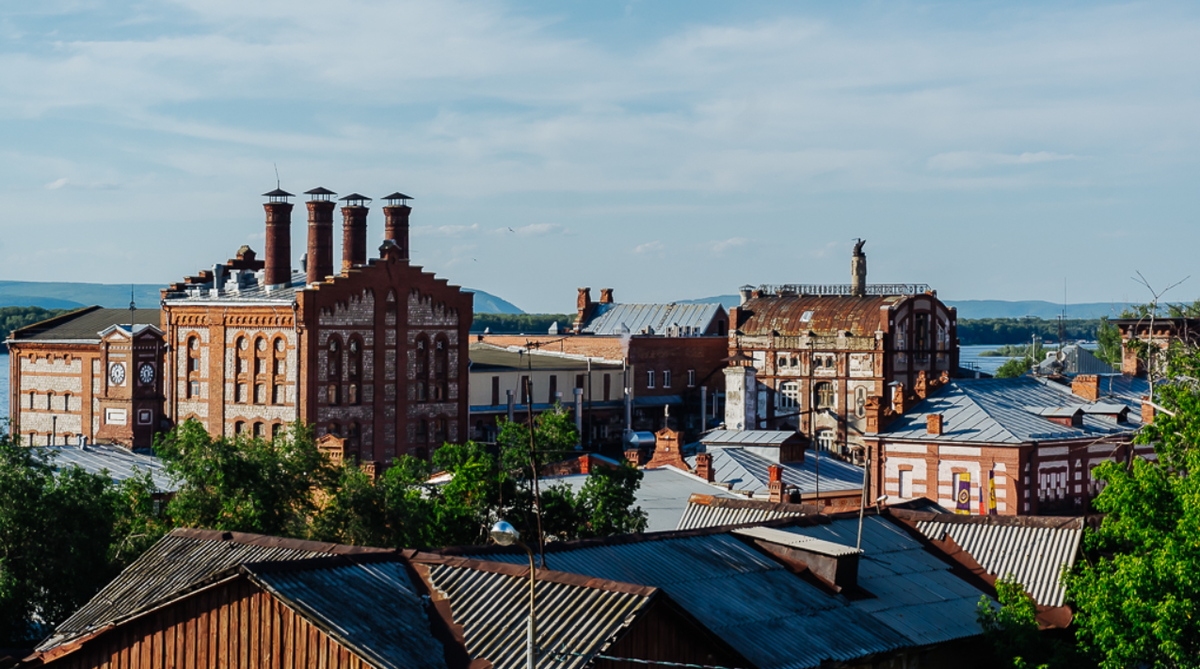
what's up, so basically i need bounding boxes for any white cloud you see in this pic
[709,237,750,255]
[44,178,68,190]
[633,241,664,255]
[412,223,480,238]
[498,223,566,237]
[926,151,1081,172]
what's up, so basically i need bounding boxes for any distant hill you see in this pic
[676,294,1130,320]
[464,289,523,314]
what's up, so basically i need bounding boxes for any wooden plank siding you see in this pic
[597,599,747,669]
[40,576,376,669]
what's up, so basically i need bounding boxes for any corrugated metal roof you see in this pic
[737,295,905,337]
[470,533,911,669]
[39,444,174,493]
[685,447,862,496]
[469,343,623,371]
[911,515,1083,607]
[424,563,652,669]
[582,303,722,336]
[732,527,860,556]
[162,270,305,303]
[881,376,1142,443]
[8,307,161,343]
[247,560,446,669]
[771,517,988,647]
[544,467,740,533]
[676,502,805,531]
[1035,345,1117,375]
[701,430,801,446]
[38,529,386,652]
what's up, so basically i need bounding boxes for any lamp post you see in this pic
[491,521,536,669]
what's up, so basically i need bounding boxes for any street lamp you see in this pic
[491,521,537,669]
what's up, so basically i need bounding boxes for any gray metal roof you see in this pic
[881,376,1142,443]
[733,526,861,557]
[769,517,988,647]
[685,447,862,496]
[908,514,1083,607]
[40,444,174,493]
[676,499,807,531]
[544,467,740,533]
[701,430,801,446]
[1033,344,1116,375]
[246,559,446,669]
[469,343,623,372]
[423,561,653,669]
[38,529,390,652]
[469,533,912,669]
[582,303,723,336]
[162,269,306,303]
[8,306,160,343]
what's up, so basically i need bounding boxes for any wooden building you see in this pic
[726,241,958,461]
[6,307,164,449]
[160,189,472,462]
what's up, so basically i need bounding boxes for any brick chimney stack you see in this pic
[696,452,714,482]
[926,414,943,435]
[574,288,594,333]
[1073,375,1101,402]
[1141,396,1155,425]
[262,189,294,288]
[304,187,336,285]
[625,448,644,467]
[600,288,615,304]
[339,193,371,273]
[382,192,413,261]
[851,238,867,298]
[768,464,785,503]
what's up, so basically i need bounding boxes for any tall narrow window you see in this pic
[520,376,530,404]
[348,337,362,406]
[29,392,35,410]
[815,381,834,409]
[663,370,671,388]
[254,337,267,375]
[604,374,611,401]
[647,370,656,389]
[549,375,558,403]
[415,335,430,402]
[434,336,449,401]
[687,369,696,387]
[236,337,247,374]
[47,392,54,411]
[492,376,501,406]
[63,393,71,412]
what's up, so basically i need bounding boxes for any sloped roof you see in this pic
[462,532,913,669]
[8,306,160,344]
[685,447,863,496]
[701,430,804,446]
[246,557,446,669]
[582,303,723,336]
[37,529,392,652]
[676,494,814,531]
[765,517,988,647]
[469,343,622,371]
[416,557,659,669]
[544,466,740,533]
[896,511,1084,607]
[1035,344,1116,375]
[40,444,173,493]
[881,376,1142,444]
[736,295,906,337]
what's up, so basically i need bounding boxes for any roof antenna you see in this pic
[274,163,281,190]
[129,285,136,336]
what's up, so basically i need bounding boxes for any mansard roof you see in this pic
[736,294,908,337]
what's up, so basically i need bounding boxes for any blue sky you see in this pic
[1,0,1198,313]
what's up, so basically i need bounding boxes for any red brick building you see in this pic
[7,307,165,448]
[479,288,729,440]
[160,189,471,462]
[1112,316,1200,376]
[727,242,958,461]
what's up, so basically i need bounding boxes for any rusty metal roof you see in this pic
[418,559,656,669]
[736,295,904,337]
[37,529,393,653]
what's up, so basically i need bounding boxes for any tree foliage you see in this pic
[0,306,72,351]
[470,313,574,334]
[1066,348,1200,668]
[958,318,1104,346]
[995,356,1033,378]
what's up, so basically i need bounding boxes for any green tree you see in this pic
[1066,350,1200,668]
[154,420,333,537]
[995,356,1033,378]
[1094,317,1122,367]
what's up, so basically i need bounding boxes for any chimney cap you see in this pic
[339,193,372,206]
[304,187,337,201]
[263,188,294,202]
[382,191,414,205]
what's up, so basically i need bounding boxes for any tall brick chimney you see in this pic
[304,187,336,285]
[574,288,594,333]
[339,193,371,272]
[599,288,615,304]
[696,452,714,482]
[1141,396,1155,425]
[850,238,867,298]
[768,464,786,503]
[262,188,294,288]
[382,192,413,261]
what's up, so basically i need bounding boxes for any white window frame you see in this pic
[647,370,656,389]
[663,370,671,388]
[778,381,800,410]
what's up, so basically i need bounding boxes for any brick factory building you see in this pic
[479,288,729,441]
[160,189,472,462]
[7,306,165,448]
[725,240,958,461]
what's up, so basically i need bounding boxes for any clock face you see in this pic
[109,363,126,386]
[139,363,155,385]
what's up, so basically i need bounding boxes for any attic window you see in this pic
[799,311,814,323]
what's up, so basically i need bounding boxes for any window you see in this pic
[252,422,263,438]
[647,370,656,389]
[520,376,530,404]
[254,384,265,404]
[236,337,247,374]
[433,335,449,400]
[778,381,800,410]
[687,369,696,387]
[348,338,362,384]
[816,429,836,453]
[549,375,558,403]
[327,383,340,406]
[274,358,285,375]
[415,382,427,402]
[236,383,248,403]
[234,421,245,435]
[855,387,867,418]
[46,392,54,410]
[328,338,342,382]
[29,392,35,410]
[814,381,834,409]
[663,370,671,388]
[272,423,284,438]
[576,374,585,389]
[492,376,501,406]
[899,469,913,498]
[416,419,429,443]
[63,393,71,412]
[189,381,200,398]
[272,384,283,404]
[604,374,611,401]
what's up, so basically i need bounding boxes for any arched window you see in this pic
[63,393,71,412]
[234,421,245,435]
[855,387,867,418]
[433,334,449,401]
[272,423,284,438]
[348,337,363,405]
[414,335,430,402]
[47,391,54,411]
[434,418,447,445]
[814,381,834,410]
[273,337,286,376]
[28,392,35,410]
[188,336,201,372]
[236,337,247,374]
[347,422,362,451]
[778,381,799,410]
[254,337,267,375]
[252,422,263,438]
[236,383,248,403]
[416,419,429,443]
[254,383,265,404]
[327,337,342,406]
[272,384,283,404]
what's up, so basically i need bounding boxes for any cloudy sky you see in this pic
[1,0,1198,312]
